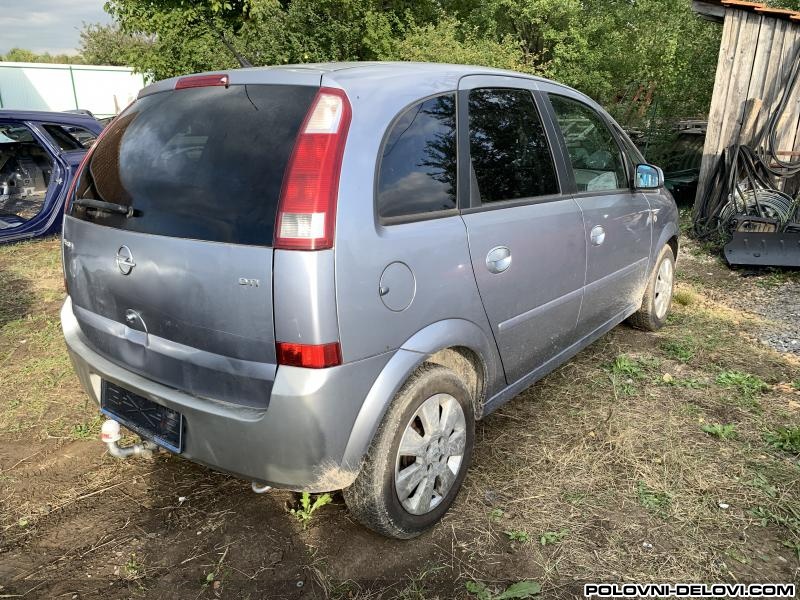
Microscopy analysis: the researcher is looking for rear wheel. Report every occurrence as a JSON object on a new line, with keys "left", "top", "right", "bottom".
{"left": 628, "top": 244, "right": 675, "bottom": 332}
{"left": 343, "top": 363, "right": 474, "bottom": 539}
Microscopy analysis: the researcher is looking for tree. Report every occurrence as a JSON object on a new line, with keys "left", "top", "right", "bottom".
{"left": 2, "top": 48, "right": 83, "bottom": 64}
{"left": 100, "top": 0, "right": 724, "bottom": 138}
{"left": 79, "top": 23, "right": 153, "bottom": 66}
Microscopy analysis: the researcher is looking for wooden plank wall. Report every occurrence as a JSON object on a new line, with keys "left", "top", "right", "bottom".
{"left": 694, "top": 8, "right": 800, "bottom": 209}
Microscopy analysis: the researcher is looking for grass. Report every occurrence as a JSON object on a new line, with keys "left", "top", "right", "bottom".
{"left": 700, "top": 423, "right": 736, "bottom": 440}
{"left": 716, "top": 371, "right": 769, "bottom": 397}
{"left": 539, "top": 530, "right": 568, "bottom": 546}
{"left": 289, "top": 491, "right": 333, "bottom": 528}
{"left": 2, "top": 230, "right": 800, "bottom": 594}
{"left": 701, "top": 423, "right": 737, "bottom": 439}
{"left": 636, "top": 481, "right": 671, "bottom": 516}
{"left": 504, "top": 529, "right": 531, "bottom": 543}
{"left": 661, "top": 339, "right": 696, "bottom": 362}
{"left": 673, "top": 289, "right": 696, "bottom": 306}
{"left": 466, "top": 581, "right": 541, "bottom": 600}
{"left": 764, "top": 427, "right": 800, "bottom": 455}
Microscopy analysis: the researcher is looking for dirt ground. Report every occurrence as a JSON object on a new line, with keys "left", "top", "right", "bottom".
{"left": 1, "top": 230, "right": 799, "bottom": 599}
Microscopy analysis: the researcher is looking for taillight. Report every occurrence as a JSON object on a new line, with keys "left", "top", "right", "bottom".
{"left": 175, "top": 74, "right": 229, "bottom": 90}
{"left": 276, "top": 342, "right": 342, "bottom": 369}
{"left": 274, "top": 87, "right": 351, "bottom": 250}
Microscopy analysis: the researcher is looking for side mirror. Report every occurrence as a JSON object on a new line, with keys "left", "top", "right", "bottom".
{"left": 635, "top": 164, "right": 664, "bottom": 190}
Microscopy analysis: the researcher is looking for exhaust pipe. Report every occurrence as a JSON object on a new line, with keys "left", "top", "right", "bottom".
{"left": 100, "top": 419, "right": 159, "bottom": 459}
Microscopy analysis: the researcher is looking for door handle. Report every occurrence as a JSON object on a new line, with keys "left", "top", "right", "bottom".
{"left": 590, "top": 225, "right": 606, "bottom": 246}
{"left": 486, "top": 246, "right": 512, "bottom": 274}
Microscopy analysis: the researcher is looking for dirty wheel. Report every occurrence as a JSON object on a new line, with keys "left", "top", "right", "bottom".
{"left": 343, "top": 363, "right": 474, "bottom": 539}
{"left": 628, "top": 243, "right": 675, "bottom": 332}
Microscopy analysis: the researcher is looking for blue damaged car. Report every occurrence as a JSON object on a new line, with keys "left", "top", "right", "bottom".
{"left": 0, "top": 109, "right": 104, "bottom": 243}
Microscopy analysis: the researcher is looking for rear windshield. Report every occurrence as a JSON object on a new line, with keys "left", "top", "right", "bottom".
{"left": 70, "top": 84, "right": 317, "bottom": 246}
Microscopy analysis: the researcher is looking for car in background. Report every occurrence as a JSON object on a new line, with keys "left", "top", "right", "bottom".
{"left": 0, "top": 110, "right": 104, "bottom": 244}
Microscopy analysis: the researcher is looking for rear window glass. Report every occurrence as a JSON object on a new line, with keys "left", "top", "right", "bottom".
{"left": 70, "top": 84, "right": 317, "bottom": 245}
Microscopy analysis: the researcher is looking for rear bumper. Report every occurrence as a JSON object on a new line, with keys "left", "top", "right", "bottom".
{"left": 61, "top": 297, "right": 393, "bottom": 491}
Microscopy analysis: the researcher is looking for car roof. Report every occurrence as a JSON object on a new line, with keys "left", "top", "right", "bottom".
{"left": 138, "top": 61, "right": 606, "bottom": 127}
{"left": 0, "top": 109, "right": 103, "bottom": 129}
{"left": 141, "top": 61, "right": 573, "bottom": 98}
{"left": 259, "top": 61, "right": 546, "bottom": 80}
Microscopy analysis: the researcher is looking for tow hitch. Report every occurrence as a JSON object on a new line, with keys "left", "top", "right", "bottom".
{"left": 100, "top": 419, "right": 160, "bottom": 459}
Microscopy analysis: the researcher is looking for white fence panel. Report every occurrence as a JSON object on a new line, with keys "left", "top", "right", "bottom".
{"left": 0, "top": 62, "right": 147, "bottom": 118}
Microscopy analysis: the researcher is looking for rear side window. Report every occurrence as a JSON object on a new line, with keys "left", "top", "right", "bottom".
{"left": 468, "top": 88, "right": 558, "bottom": 204}
{"left": 548, "top": 95, "right": 627, "bottom": 193}
{"left": 377, "top": 94, "right": 457, "bottom": 220}
{"left": 70, "top": 84, "right": 317, "bottom": 246}
{"left": 43, "top": 124, "right": 97, "bottom": 151}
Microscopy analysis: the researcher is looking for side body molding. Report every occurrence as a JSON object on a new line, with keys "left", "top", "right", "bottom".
{"left": 341, "top": 319, "right": 504, "bottom": 470}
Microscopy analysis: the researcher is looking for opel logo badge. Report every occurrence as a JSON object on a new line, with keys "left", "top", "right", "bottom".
{"left": 116, "top": 245, "right": 136, "bottom": 275}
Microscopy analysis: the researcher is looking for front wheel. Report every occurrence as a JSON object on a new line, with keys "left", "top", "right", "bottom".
{"left": 343, "top": 363, "right": 475, "bottom": 539}
{"left": 628, "top": 243, "right": 675, "bottom": 332}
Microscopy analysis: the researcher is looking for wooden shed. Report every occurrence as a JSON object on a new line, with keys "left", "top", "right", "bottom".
{"left": 692, "top": 0, "right": 800, "bottom": 210}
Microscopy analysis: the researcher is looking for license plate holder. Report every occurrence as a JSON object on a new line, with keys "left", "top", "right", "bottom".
{"left": 101, "top": 381, "right": 184, "bottom": 453}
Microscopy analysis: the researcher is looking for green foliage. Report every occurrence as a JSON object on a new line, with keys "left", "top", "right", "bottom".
{"left": 610, "top": 355, "right": 646, "bottom": 379}
{"left": 636, "top": 481, "right": 671, "bottom": 515}
{"left": 661, "top": 339, "right": 696, "bottom": 362}
{"left": 701, "top": 423, "right": 737, "bottom": 439}
{"left": 716, "top": 371, "right": 769, "bottom": 397}
{"left": 673, "top": 289, "right": 695, "bottom": 306}
{"left": 764, "top": 427, "right": 800, "bottom": 455}
{"left": 504, "top": 529, "right": 531, "bottom": 543}
{"left": 98, "top": 0, "right": 724, "bottom": 134}
{"left": 380, "top": 17, "right": 529, "bottom": 72}
{"left": 289, "top": 491, "right": 332, "bottom": 528}
{"left": 466, "top": 580, "right": 541, "bottom": 600}
{"left": 79, "top": 23, "right": 154, "bottom": 67}
{"left": 782, "top": 540, "right": 800, "bottom": 560}
{"left": 1, "top": 48, "right": 83, "bottom": 64}
{"left": 539, "top": 529, "right": 568, "bottom": 545}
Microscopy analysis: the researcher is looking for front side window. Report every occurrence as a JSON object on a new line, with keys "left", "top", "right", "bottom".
{"left": 468, "top": 88, "right": 558, "bottom": 204}
{"left": 377, "top": 94, "right": 457, "bottom": 220}
{"left": 549, "top": 95, "right": 628, "bottom": 192}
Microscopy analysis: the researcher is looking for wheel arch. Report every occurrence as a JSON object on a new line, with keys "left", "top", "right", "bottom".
{"left": 654, "top": 221, "right": 680, "bottom": 266}
{"left": 341, "top": 319, "right": 502, "bottom": 472}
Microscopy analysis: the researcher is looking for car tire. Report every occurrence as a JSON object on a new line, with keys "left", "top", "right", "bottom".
{"left": 628, "top": 244, "right": 675, "bottom": 332}
{"left": 343, "top": 363, "right": 475, "bottom": 539}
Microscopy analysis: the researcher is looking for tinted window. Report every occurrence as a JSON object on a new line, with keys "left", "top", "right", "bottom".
{"left": 468, "top": 88, "right": 558, "bottom": 204}
{"left": 43, "top": 124, "right": 97, "bottom": 150}
{"left": 549, "top": 95, "right": 627, "bottom": 192}
{"left": 70, "top": 84, "right": 317, "bottom": 246}
{"left": 377, "top": 94, "right": 457, "bottom": 220}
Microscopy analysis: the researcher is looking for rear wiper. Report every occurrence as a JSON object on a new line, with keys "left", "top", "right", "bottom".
{"left": 73, "top": 198, "right": 135, "bottom": 217}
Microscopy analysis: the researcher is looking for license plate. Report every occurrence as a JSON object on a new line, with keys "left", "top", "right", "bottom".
{"left": 101, "top": 381, "right": 184, "bottom": 453}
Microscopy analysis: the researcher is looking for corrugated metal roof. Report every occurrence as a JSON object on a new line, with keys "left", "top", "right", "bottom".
{"left": 699, "top": 0, "right": 800, "bottom": 21}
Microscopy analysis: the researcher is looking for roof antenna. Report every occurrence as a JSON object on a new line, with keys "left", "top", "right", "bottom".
{"left": 215, "top": 29, "right": 253, "bottom": 68}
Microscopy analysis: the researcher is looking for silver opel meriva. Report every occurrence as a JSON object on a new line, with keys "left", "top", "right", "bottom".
{"left": 61, "top": 62, "right": 679, "bottom": 538}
